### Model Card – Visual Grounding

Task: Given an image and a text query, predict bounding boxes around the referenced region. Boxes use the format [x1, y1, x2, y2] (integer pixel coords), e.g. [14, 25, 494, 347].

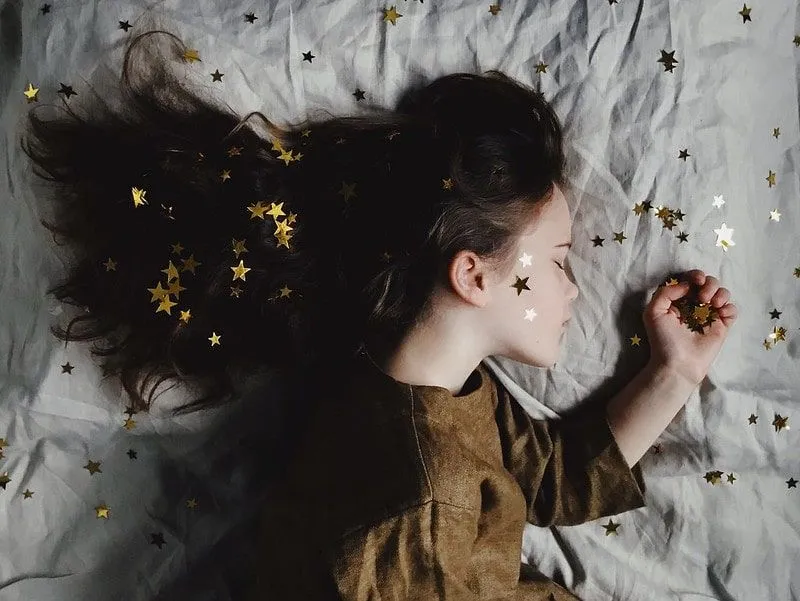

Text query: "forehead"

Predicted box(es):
[521, 184, 571, 239]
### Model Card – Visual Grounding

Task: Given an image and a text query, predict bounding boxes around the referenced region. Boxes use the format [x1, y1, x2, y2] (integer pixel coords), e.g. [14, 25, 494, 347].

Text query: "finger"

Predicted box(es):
[717, 303, 738, 326]
[684, 269, 706, 285]
[649, 281, 690, 314]
[709, 287, 730, 308]
[698, 276, 720, 303]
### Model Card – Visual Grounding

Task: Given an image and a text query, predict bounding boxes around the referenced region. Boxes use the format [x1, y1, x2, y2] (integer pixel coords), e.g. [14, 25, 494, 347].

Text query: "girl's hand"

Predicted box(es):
[642, 269, 739, 386]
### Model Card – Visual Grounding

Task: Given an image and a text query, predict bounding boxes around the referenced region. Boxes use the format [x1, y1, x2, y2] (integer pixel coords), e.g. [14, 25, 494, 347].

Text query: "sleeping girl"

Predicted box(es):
[20, 28, 737, 600]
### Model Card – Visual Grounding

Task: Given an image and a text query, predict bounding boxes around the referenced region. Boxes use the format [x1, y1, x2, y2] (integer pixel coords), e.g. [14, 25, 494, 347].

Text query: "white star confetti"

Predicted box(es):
[518, 252, 533, 268]
[712, 194, 725, 208]
[713, 223, 736, 252]
[769, 209, 781, 222]
[524, 308, 538, 321]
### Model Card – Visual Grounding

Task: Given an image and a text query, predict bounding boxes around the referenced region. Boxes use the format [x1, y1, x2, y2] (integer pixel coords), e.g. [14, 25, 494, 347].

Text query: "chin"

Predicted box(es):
[506, 349, 557, 369]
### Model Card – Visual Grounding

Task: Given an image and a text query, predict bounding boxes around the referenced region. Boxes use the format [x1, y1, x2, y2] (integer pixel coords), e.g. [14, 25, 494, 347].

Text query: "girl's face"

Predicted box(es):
[485, 184, 579, 368]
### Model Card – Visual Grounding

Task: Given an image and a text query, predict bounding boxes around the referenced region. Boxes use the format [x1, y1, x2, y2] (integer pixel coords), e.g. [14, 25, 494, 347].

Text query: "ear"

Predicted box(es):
[448, 250, 490, 308]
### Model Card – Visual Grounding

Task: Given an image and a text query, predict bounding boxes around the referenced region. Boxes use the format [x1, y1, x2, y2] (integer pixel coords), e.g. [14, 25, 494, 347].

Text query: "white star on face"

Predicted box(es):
[713, 223, 736, 252]
[524, 308, 538, 321]
[769, 209, 781, 222]
[518, 252, 532, 268]
[712, 194, 725, 208]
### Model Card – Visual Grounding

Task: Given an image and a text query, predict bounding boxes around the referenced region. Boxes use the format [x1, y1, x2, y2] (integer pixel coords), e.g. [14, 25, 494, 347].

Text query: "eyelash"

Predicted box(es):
[555, 261, 565, 271]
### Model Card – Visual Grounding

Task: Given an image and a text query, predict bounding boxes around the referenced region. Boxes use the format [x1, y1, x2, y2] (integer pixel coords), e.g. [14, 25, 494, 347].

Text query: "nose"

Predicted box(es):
[567, 279, 579, 302]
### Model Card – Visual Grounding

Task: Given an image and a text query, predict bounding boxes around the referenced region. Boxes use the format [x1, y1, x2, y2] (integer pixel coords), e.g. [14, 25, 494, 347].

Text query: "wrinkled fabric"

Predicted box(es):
[246, 350, 646, 600]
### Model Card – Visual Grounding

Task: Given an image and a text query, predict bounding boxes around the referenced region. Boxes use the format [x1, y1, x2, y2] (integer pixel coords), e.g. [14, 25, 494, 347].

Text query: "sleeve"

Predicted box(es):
[493, 382, 647, 527]
[323, 500, 482, 601]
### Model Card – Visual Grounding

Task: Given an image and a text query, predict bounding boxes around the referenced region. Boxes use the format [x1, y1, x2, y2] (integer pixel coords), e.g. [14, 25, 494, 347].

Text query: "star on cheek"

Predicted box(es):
[511, 275, 531, 295]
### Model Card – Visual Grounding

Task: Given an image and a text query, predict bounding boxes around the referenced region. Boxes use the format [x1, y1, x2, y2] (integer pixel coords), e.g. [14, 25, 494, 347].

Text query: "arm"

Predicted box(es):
[606, 361, 698, 467]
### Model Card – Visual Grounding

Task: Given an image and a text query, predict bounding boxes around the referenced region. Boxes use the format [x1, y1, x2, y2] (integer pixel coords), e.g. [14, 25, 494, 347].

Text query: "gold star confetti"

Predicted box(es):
[0, 439, 7, 451]
[769, 326, 787, 342]
[748, 414, 758, 425]
[156, 296, 177, 316]
[603, 519, 621, 535]
[338, 182, 357, 204]
[247, 201, 269, 219]
[772, 413, 789, 432]
[179, 309, 192, 324]
[23, 489, 34, 499]
[535, 61, 548, 74]
[666, 279, 720, 334]
[180, 254, 201, 275]
[278, 285, 293, 299]
[787, 478, 798, 489]
[183, 48, 201, 63]
[95, 504, 110, 519]
[442, 178, 454, 190]
[383, 6, 402, 25]
[232, 239, 249, 259]
[613, 231, 627, 244]
[712, 223, 735, 252]
[123, 417, 136, 431]
[84, 460, 102, 475]
[147, 282, 170, 303]
[678, 149, 690, 160]
[24, 82, 40, 102]
[131, 186, 148, 207]
[103, 258, 117, 271]
[766, 170, 776, 187]
[167, 279, 187, 300]
[773, 127, 780, 138]
[704, 470, 724, 485]
[61, 362, 74, 374]
[231, 260, 251, 282]
[161, 261, 180, 283]
[219, 168, 231, 181]
[0, 472, 10, 490]
[657, 50, 678, 73]
[738, 3, 751, 23]
[211, 70, 224, 82]
[629, 334, 642, 346]
[726, 473, 737, 484]
[511, 275, 531, 295]
[209, 332, 222, 346]
[186, 498, 199, 509]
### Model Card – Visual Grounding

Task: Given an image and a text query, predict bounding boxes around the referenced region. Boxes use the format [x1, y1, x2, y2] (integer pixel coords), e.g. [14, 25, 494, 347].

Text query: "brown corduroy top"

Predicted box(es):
[246, 349, 647, 600]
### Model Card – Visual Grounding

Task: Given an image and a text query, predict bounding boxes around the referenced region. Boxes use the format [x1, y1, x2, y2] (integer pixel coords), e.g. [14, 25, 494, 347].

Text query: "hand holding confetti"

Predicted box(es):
[643, 269, 738, 386]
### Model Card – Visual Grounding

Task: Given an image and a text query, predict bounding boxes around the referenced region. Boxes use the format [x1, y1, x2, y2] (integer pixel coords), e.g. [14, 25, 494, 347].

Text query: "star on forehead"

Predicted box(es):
[518, 252, 532, 268]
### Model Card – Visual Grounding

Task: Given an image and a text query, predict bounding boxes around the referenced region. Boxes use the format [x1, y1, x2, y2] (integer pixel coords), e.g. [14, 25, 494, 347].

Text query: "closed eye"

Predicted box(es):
[555, 261, 565, 271]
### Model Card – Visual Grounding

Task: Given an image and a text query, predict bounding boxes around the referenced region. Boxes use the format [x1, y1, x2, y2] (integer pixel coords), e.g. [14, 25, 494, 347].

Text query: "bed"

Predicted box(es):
[1, 0, 797, 599]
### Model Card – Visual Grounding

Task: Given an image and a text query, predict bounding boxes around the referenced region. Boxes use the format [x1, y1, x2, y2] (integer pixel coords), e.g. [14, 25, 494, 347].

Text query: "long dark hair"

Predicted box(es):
[20, 28, 567, 417]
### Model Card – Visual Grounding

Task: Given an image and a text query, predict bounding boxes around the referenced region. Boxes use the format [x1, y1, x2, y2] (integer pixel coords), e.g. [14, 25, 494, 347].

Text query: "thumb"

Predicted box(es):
[648, 281, 690, 315]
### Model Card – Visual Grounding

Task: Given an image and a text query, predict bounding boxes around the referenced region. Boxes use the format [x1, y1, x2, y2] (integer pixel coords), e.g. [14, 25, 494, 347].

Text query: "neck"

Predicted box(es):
[363, 318, 486, 396]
